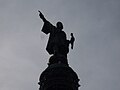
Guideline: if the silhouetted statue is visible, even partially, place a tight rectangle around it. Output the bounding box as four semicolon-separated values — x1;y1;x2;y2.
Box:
39;11;75;58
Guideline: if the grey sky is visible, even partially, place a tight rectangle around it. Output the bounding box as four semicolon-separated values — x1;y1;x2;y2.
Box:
0;0;120;90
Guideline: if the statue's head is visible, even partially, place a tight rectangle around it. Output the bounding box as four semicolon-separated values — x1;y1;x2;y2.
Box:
56;22;63;30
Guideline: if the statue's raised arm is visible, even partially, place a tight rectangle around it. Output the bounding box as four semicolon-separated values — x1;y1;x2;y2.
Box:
38;10;54;35
38;10;47;22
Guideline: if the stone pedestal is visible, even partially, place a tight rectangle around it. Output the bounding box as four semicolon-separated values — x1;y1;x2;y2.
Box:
38;55;80;90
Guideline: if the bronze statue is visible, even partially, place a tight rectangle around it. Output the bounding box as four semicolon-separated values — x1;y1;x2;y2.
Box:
38;11;75;58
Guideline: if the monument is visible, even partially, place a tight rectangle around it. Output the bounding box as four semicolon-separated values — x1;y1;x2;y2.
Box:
38;11;80;90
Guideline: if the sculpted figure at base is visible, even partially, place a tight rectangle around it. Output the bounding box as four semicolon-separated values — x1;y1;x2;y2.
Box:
39;11;75;58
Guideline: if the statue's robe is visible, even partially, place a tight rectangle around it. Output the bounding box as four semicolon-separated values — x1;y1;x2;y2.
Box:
41;21;69;55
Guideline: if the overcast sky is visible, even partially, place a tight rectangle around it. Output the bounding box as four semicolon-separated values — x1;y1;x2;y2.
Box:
0;0;120;90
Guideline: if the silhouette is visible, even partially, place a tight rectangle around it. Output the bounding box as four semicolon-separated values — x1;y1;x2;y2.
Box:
38;11;75;58
38;11;80;90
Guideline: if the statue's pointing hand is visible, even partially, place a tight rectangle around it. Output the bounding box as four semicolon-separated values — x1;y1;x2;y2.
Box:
38;10;44;20
38;10;47;22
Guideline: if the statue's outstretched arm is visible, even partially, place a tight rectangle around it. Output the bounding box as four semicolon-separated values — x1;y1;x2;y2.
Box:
38;10;47;22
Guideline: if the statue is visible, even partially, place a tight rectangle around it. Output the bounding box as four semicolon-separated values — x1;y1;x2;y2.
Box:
38;11;75;58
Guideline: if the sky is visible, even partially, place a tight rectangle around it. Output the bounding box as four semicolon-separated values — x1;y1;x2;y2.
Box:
0;0;120;90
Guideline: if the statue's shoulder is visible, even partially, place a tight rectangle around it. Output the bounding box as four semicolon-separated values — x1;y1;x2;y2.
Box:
61;31;66;35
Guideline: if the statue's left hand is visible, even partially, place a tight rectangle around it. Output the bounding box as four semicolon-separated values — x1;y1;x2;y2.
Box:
70;33;75;49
